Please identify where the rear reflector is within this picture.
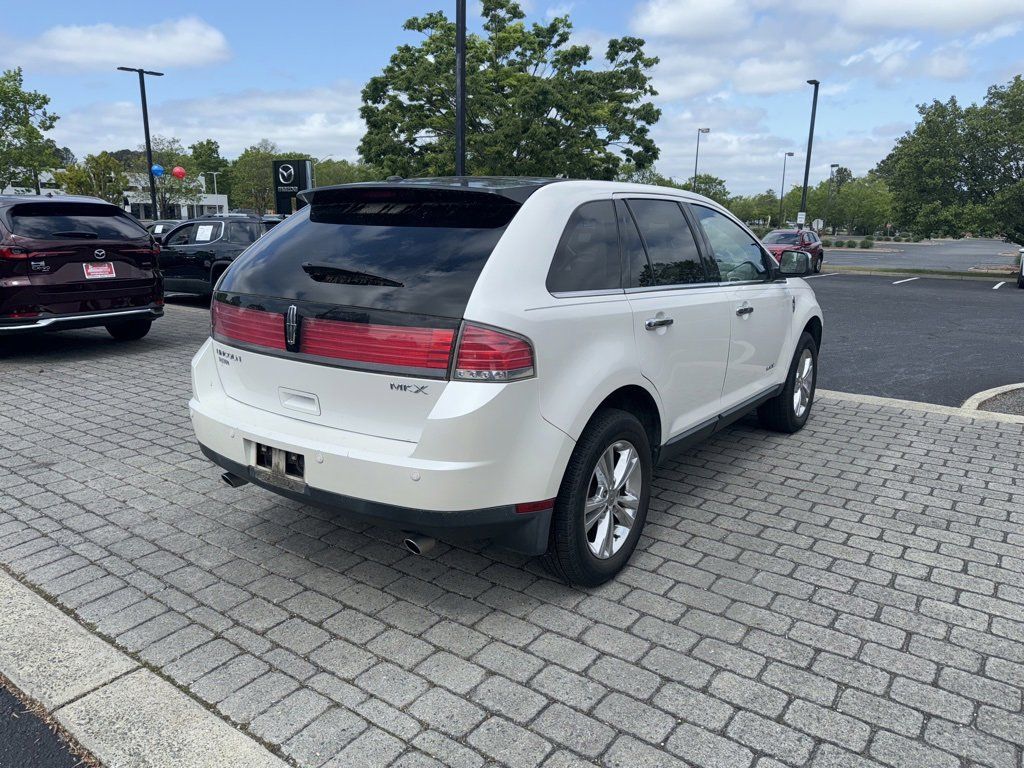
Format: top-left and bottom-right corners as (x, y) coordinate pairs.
(515, 499), (555, 514)
(212, 302), (285, 350)
(300, 317), (454, 372)
(455, 323), (535, 381)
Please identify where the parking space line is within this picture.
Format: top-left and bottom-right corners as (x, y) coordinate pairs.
(892, 277), (919, 285)
(804, 272), (843, 279)
(993, 282), (1005, 290)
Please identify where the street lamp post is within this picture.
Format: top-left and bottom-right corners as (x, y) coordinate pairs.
(827, 163), (839, 234)
(206, 171), (222, 196)
(311, 155), (335, 188)
(117, 66), (163, 220)
(693, 128), (710, 194)
(798, 79), (820, 230)
(778, 152), (794, 226)
(454, 0), (467, 176)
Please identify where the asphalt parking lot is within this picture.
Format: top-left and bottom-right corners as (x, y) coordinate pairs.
(2, 305), (1024, 768)
(811, 273), (1024, 406)
(824, 237), (1020, 272)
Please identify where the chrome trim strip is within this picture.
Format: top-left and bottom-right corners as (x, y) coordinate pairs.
(0, 307), (158, 333)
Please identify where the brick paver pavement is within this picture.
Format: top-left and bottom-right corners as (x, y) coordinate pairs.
(2, 304), (1023, 768)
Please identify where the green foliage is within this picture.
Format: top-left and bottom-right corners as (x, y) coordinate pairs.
(189, 138), (231, 199)
(228, 139), (311, 213)
(845, 239), (858, 248)
(680, 174), (730, 205)
(821, 238), (832, 247)
(893, 236), (902, 242)
(359, 0), (660, 179)
(0, 67), (60, 191)
(145, 136), (205, 214)
(875, 75), (1024, 241)
(53, 152), (129, 204)
(859, 239), (873, 248)
(312, 159), (381, 187)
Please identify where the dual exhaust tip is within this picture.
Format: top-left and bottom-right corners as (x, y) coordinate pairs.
(221, 471), (436, 556)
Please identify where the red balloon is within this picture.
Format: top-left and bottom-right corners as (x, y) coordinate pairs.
(171, 166), (187, 179)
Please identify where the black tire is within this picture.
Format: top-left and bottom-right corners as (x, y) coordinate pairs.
(814, 255), (824, 273)
(1017, 276), (1024, 289)
(105, 318), (152, 341)
(758, 331), (818, 433)
(543, 408), (652, 587)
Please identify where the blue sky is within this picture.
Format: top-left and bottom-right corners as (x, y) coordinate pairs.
(4, 0), (1023, 194)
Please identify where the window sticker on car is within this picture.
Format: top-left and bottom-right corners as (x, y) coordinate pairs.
(84, 263), (116, 279)
(195, 224), (216, 242)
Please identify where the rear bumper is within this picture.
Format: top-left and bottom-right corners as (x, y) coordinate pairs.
(164, 277), (212, 295)
(0, 306), (163, 334)
(199, 442), (552, 555)
(189, 338), (573, 555)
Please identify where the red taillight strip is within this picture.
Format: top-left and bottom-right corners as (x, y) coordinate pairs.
(300, 317), (454, 370)
(212, 302), (285, 350)
(455, 323), (535, 380)
(0, 247), (75, 260)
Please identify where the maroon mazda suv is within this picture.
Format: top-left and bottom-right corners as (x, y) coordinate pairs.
(0, 196), (163, 340)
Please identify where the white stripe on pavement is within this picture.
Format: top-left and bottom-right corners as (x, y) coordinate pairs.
(993, 282), (1006, 290)
(892, 277), (919, 285)
(804, 272), (842, 279)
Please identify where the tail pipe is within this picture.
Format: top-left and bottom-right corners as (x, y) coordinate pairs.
(221, 472), (249, 488)
(403, 534), (436, 556)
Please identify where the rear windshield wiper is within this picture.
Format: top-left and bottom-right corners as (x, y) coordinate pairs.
(302, 262), (404, 288)
(48, 231), (99, 239)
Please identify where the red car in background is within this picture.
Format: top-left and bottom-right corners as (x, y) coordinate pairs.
(762, 229), (824, 273)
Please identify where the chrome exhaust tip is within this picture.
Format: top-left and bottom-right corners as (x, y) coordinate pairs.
(403, 534), (436, 556)
(221, 471), (249, 488)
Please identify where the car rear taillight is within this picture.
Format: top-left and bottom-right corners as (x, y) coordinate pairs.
(0, 246), (29, 260)
(454, 323), (535, 382)
(212, 302), (286, 350)
(300, 318), (455, 373)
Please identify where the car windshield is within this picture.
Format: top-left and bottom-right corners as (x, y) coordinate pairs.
(762, 232), (800, 245)
(7, 202), (148, 240)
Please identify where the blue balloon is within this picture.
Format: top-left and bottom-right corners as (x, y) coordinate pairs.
(151, 164), (164, 177)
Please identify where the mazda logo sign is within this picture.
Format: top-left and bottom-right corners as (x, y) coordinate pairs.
(278, 164), (295, 184)
(94, 249), (106, 260)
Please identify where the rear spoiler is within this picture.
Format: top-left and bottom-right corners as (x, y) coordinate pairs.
(299, 179), (557, 206)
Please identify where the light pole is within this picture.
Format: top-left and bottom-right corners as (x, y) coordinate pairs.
(117, 66), (163, 220)
(693, 128), (710, 194)
(798, 79), (820, 230)
(454, 0), (467, 176)
(206, 171), (222, 196)
(827, 163), (839, 234)
(311, 155), (335, 188)
(778, 152), (794, 226)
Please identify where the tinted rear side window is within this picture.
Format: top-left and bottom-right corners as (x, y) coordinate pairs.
(226, 221), (261, 244)
(218, 189), (520, 318)
(626, 199), (708, 286)
(7, 202), (148, 240)
(546, 201), (621, 293)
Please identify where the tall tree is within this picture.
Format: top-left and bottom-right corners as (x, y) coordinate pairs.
(312, 158), (380, 187)
(359, 0), (660, 179)
(189, 138), (231, 199)
(142, 136), (204, 216)
(228, 140), (308, 214)
(0, 67), (59, 191)
(53, 152), (130, 204)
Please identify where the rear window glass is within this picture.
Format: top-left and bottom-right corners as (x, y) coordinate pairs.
(7, 202), (148, 240)
(546, 201), (621, 294)
(218, 191), (520, 318)
(763, 232), (799, 245)
(226, 221), (262, 244)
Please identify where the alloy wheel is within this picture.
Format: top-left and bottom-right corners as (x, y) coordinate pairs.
(792, 348), (814, 418)
(584, 440), (642, 559)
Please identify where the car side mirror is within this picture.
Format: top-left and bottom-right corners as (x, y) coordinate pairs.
(777, 249), (812, 278)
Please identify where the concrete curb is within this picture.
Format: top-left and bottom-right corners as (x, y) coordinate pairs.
(961, 382), (1024, 413)
(0, 571), (288, 768)
(818, 388), (1024, 425)
(821, 267), (1011, 281)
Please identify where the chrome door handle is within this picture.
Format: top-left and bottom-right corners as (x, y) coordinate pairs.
(736, 306), (754, 317)
(644, 317), (674, 330)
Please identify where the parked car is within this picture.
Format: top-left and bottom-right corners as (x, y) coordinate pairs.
(190, 178), (823, 585)
(762, 229), (824, 273)
(0, 195), (162, 340)
(159, 214), (278, 295)
(146, 219), (180, 238)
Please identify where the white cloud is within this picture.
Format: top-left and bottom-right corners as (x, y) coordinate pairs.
(732, 57), (813, 95)
(50, 82), (365, 161)
(632, 0), (753, 39)
(922, 48), (971, 79)
(834, 0), (1024, 31)
(1, 17), (229, 72)
(968, 22), (1022, 47)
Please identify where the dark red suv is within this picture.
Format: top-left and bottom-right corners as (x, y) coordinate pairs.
(0, 196), (163, 340)
(762, 229), (824, 273)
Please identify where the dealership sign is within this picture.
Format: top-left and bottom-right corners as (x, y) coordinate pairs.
(272, 159), (313, 215)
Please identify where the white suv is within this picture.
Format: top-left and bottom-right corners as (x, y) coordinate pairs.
(190, 178), (823, 585)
